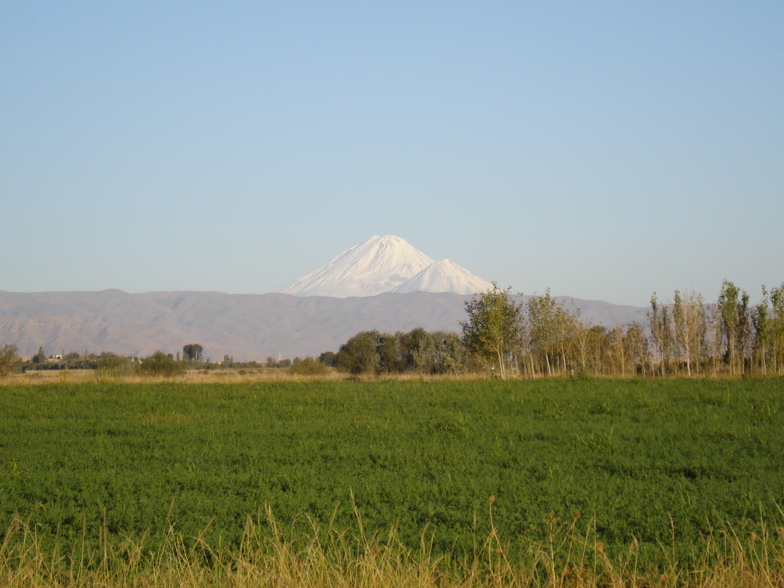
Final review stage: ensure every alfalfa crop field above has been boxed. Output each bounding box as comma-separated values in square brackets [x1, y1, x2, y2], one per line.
[1, 378, 783, 585]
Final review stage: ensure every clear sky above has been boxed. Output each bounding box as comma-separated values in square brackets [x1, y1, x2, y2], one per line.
[2, 2, 782, 307]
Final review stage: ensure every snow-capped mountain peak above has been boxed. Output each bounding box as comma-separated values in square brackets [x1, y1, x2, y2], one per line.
[279, 236, 492, 298]
[393, 259, 494, 295]
[279, 236, 434, 297]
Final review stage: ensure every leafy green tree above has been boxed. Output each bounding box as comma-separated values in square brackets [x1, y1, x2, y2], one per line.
[607, 325, 627, 376]
[525, 290, 580, 376]
[401, 328, 436, 372]
[31, 346, 47, 364]
[182, 343, 203, 362]
[0, 344, 21, 376]
[751, 287, 771, 375]
[335, 331, 381, 374]
[624, 322, 650, 377]
[716, 280, 750, 375]
[333, 329, 468, 376]
[378, 332, 406, 373]
[461, 285, 523, 379]
[770, 283, 784, 375]
[648, 293, 674, 376]
[318, 351, 337, 367]
[429, 331, 466, 374]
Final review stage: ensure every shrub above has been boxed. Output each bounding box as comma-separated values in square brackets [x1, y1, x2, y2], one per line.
[289, 356, 330, 376]
[0, 344, 21, 376]
[137, 351, 184, 377]
[96, 352, 134, 377]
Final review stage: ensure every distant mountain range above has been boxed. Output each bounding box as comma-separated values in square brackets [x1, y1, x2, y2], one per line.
[0, 290, 476, 361]
[0, 236, 649, 360]
[0, 290, 647, 361]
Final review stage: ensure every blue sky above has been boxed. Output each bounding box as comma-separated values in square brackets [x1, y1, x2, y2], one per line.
[1, 2, 782, 306]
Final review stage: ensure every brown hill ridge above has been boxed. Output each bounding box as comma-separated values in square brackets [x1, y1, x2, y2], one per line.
[0, 290, 647, 361]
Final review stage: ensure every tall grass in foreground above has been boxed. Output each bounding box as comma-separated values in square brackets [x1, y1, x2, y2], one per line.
[2, 505, 783, 588]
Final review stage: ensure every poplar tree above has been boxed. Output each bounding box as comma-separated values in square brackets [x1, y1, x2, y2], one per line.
[525, 290, 580, 376]
[624, 322, 650, 377]
[751, 288, 770, 375]
[608, 325, 626, 376]
[648, 294, 674, 376]
[461, 284, 524, 379]
[587, 326, 610, 376]
[771, 284, 784, 375]
[673, 289, 707, 376]
[716, 280, 750, 376]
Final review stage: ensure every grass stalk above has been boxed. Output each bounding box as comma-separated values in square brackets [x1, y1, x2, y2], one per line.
[1, 508, 783, 588]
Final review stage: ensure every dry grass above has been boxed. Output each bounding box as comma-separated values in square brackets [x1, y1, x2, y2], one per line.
[0, 368, 323, 387]
[1, 504, 783, 588]
[5, 364, 777, 387]
[0, 368, 495, 387]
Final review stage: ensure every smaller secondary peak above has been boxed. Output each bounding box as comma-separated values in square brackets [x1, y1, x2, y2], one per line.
[392, 259, 494, 295]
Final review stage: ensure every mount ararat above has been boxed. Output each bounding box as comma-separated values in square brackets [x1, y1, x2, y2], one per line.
[0, 236, 648, 360]
[279, 235, 493, 297]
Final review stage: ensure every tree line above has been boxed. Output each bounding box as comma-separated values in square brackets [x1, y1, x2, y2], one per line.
[332, 328, 466, 375]
[0, 342, 334, 378]
[2, 280, 782, 379]
[334, 280, 784, 378]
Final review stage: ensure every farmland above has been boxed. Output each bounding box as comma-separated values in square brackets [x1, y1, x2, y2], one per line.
[1, 377, 783, 577]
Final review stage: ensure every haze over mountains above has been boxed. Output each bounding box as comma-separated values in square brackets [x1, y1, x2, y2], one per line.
[0, 236, 648, 360]
[0, 290, 475, 361]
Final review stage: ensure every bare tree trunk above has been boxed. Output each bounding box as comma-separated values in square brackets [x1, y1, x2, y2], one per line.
[496, 348, 506, 380]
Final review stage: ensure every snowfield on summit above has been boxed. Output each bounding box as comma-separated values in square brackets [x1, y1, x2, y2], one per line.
[278, 235, 493, 298]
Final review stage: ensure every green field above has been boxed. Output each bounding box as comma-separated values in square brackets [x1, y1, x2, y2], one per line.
[1, 378, 783, 568]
